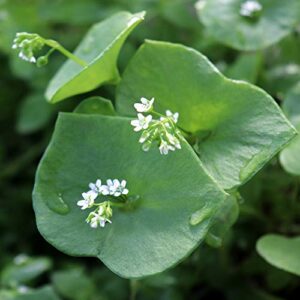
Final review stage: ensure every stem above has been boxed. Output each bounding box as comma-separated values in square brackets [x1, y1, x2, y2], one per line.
[152, 110, 191, 137]
[44, 39, 88, 67]
[130, 280, 139, 300]
[151, 110, 165, 118]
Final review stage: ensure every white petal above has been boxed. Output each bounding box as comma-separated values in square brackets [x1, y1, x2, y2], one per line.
[140, 97, 148, 104]
[134, 126, 142, 132]
[122, 189, 129, 195]
[99, 219, 106, 227]
[131, 119, 140, 126]
[77, 200, 86, 207]
[134, 103, 146, 112]
[137, 113, 145, 120]
[121, 180, 126, 187]
[89, 183, 96, 190]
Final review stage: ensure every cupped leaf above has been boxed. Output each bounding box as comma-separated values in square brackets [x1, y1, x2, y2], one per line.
[116, 40, 296, 190]
[256, 234, 300, 276]
[196, 0, 300, 51]
[74, 96, 116, 116]
[33, 113, 228, 278]
[46, 11, 145, 103]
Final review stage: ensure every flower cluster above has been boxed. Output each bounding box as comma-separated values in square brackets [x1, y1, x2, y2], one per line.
[12, 32, 87, 68]
[77, 179, 128, 228]
[131, 97, 182, 155]
[12, 32, 45, 64]
[240, 0, 262, 18]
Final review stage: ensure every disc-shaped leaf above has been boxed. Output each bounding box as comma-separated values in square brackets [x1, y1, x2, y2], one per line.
[45, 11, 145, 103]
[74, 96, 116, 116]
[116, 40, 296, 190]
[33, 113, 228, 278]
[196, 0, 300, 51]
[256, 234, 300, 276]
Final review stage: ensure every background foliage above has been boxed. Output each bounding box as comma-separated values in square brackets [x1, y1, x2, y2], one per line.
[0, 0, 299, 299]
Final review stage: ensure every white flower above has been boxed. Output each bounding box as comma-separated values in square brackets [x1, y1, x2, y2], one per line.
[88, 206, 112, 228]
[131, 113, 152, 132]
[89, 179, 102, 193]
[166, 132, 181, 149]
[159, 139, 175, 155]
[101, 179, 129, 197]
[166, 110, 179, 123]
[77, 190, 97, 210]
[113, 179, 129, 196]
[240, 0, 262, 17]
[134, 97, 154, 113]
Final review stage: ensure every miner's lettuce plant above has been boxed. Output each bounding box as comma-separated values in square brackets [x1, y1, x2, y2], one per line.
[12, 10, 298, 279]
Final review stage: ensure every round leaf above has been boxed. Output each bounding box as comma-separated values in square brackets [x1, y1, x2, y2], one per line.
[74, 96, 116, 116]
[257, 234, 300, 276]
[116, 40, 296, 190]
[46, 11, 145, 103]
[33, 113, 228, 278]
[196, 0, 300, 51]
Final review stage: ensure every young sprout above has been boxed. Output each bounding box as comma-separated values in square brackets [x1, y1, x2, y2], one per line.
[77, 179, 129, 229]
[131, 97, 183, 155]
[12, 32, 87, 67]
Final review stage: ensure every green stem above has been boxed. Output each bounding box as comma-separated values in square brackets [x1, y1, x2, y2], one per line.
[130, 280, 139, 300]
[44, 39, 88, 67]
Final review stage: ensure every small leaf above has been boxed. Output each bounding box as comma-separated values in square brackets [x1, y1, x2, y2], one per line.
[52, 269, 95, 300]
[74, 97, 116, 116]
[196, 0, 300, 51]
[33, 113, 228, 278]
[116, 40, 296, 190]
[15, 286, 61, 300]
[256, 234, 300, 276]
[1, 257, 52, 286]
[225, 52, 262, 83]
[280, 121, 300, 176]
[46, 11, 145, 103]
[16, 93, 53, 134]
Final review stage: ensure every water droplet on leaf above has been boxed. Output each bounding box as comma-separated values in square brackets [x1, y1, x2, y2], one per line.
[46, 193, 70, 215]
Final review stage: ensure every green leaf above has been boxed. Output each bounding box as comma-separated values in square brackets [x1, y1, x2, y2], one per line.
[205, 195, 239, 248]
[15, 286, 61, 300]
[116, 40, 296, 190]
[16, 93, 53, 134]
[225, 52, 262, 84]
[46, 11, 145, 103]
[279, 84, 300, 175]
[196, 0, 300, 51]
[256, 234, 300, 276]
[280, 121, 300, 176]
[33, 113, 228, 278]
[52, 269, 95, 300]
[282, 82, 300, 125]
[74, 96, 116, 116]
[1, 256, 52, 286]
